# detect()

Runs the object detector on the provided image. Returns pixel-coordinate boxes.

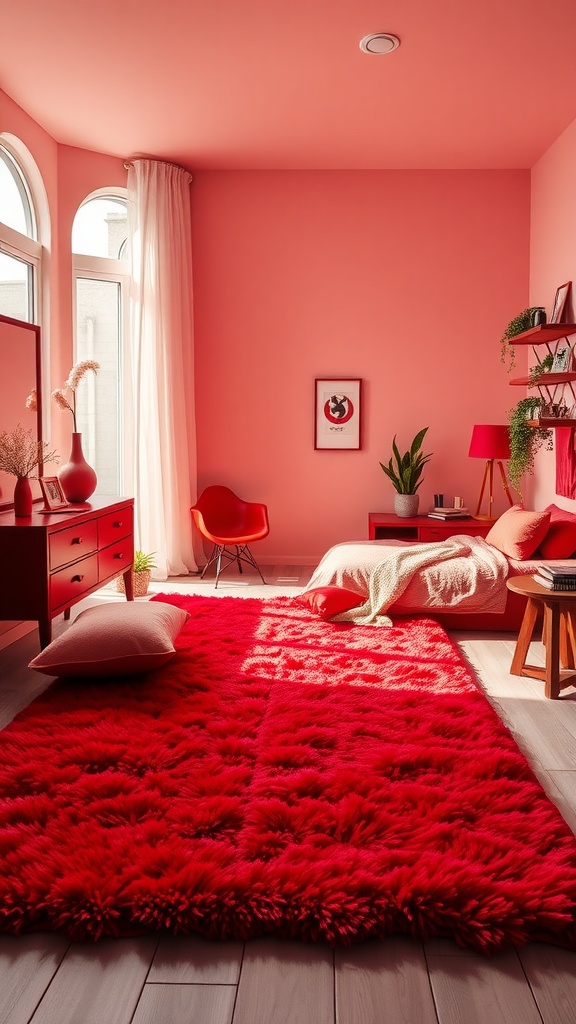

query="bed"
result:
[302,504,576,631]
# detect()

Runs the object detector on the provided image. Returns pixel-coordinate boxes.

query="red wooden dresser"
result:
[0,497,134,648]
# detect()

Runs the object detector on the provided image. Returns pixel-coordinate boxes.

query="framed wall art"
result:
[314,378,362,450]
[550,281,571,324]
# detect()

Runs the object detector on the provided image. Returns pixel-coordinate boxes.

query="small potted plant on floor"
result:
[379,427,432,518]
[116,550,156,598]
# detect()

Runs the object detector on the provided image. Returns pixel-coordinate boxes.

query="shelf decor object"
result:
[468,424,514,521]
[550,281,571,325]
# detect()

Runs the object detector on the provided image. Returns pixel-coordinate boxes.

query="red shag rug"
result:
[1,594,576,953]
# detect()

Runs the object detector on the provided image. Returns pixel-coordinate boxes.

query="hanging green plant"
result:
[500,308,545,372]
[527,352,553,385]
[507,397,552,494]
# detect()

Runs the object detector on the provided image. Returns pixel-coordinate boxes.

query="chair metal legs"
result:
[200,543,267,587]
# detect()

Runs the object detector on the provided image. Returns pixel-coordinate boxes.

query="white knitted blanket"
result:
[332,537,508,626]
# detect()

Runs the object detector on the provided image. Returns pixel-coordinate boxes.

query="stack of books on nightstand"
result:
[427,507,471,521]
[533,565,576,590]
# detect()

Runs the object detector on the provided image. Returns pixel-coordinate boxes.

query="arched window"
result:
[72,191,129,495]
[0,140,41,323]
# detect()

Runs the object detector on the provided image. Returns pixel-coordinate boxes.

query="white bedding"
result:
[304,536,511,621]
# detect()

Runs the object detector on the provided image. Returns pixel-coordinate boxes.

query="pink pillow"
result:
[299,586,364,620]
[28,601,189,677]
[485,505,551,560]
[539,503,576,558]
[546,503,576,522]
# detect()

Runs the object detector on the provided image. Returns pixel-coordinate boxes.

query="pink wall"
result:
[530,118,576,512]
[192,170,530,562]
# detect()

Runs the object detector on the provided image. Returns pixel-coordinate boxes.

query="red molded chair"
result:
[191,485,269,588]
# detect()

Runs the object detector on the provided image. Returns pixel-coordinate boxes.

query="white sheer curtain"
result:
[125,159,197,578]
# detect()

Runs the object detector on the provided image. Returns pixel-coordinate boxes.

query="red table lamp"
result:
[468,424,514,520]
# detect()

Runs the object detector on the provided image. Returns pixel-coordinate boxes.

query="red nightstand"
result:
[368,513,492,543]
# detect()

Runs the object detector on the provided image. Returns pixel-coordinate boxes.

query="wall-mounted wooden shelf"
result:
[508,324,576,419]
[508,324,576,345]
[510,371,576,387]
[526,419,576,427]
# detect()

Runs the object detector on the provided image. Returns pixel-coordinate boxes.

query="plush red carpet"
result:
[1,594,576,953]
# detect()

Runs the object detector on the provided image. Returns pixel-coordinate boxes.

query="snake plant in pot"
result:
[379,427,432,518]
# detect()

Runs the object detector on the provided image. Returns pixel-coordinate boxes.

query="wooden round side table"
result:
[506,575,576,699]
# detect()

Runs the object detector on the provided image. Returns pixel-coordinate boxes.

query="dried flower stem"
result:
[52,360,100,432]
[0,424,59,479]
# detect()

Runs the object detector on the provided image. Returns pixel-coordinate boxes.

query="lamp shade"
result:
[468,424,511,461]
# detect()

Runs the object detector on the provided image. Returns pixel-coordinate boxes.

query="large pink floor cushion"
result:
[28,601,189,677]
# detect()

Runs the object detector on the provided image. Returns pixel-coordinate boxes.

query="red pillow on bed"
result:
[298,586,364,620]
[485,505,550,560]
[538,503,576,558]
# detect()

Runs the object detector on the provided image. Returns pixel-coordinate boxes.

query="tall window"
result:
[0,142,40,323]
[72,192,128,495]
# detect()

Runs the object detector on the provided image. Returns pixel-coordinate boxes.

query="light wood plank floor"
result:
[1,565,576,1024]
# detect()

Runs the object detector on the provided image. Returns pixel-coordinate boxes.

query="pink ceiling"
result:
[3,0,576,170]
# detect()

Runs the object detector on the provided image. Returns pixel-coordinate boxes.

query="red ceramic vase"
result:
[13,476,33,517]
[58,433,97,503]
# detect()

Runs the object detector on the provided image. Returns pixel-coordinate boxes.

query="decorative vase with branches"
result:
[52,360,100,502]
[0,424,59,516]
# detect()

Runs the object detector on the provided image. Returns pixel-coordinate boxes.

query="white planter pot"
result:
[394,493,419,518]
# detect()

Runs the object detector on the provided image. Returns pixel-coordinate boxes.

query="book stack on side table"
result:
[533,565,576,590]
[427,507,471,521]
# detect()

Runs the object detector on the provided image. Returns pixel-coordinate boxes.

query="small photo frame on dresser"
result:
[39,476,67,510]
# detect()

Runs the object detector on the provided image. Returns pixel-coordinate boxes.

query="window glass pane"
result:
[75,277,121,494]
[0,251,33,321]
[0,147,35,236]
[72,198,128,258]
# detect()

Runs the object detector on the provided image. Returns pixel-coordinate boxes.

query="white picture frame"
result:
[551,345,573,373]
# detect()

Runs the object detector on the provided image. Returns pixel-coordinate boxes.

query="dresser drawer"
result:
[419,526,452,542]
[99,537,133,580]
[49,521,99,570]
[98,506,133,548]
[50,553,99,610]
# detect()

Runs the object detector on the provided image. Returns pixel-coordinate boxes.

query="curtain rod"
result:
[123,158,193,180]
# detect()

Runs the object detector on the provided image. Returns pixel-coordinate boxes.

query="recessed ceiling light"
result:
[359,33,400,55]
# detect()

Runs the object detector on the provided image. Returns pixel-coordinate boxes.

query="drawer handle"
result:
[71,536,83,545]
[113,552,124,559]
[113,520,123,527]
[71,574,84,583]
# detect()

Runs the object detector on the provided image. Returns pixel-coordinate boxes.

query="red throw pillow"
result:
[485,505,551,560]
[298,586,364,620]
[539,503,576,558]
